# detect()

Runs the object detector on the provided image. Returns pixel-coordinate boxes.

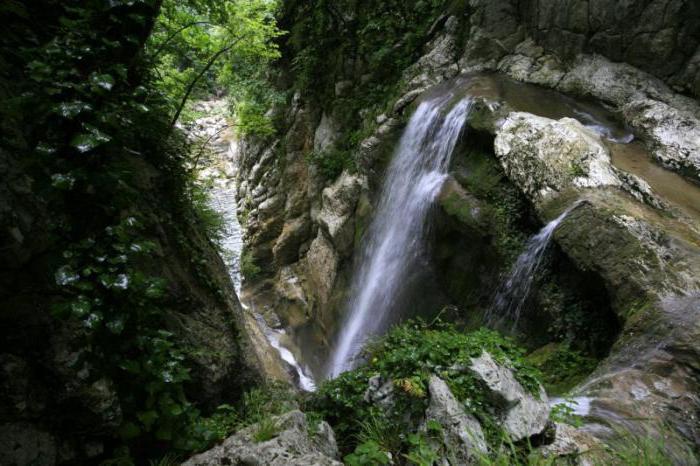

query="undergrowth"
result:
[306,320,543,462]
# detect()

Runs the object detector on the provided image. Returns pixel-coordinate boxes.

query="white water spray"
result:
[487,201,583,328]
[327,97,473,377]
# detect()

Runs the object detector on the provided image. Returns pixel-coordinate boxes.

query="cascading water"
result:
[327,96,473,378]
[487,201,583,328]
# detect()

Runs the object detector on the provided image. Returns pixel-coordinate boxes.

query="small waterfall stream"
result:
[487,201,583,328]
[196,101,316,391]
[327,96,474,377]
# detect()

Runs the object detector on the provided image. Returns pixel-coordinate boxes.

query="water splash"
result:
[487,201,583,328]
[327,97,474,378]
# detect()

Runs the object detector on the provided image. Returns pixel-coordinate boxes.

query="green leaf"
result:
[90,72,115,91]
[119,421,141,440]
[70,125,112,153]
[54,101,92,118]
[137,410,159,430]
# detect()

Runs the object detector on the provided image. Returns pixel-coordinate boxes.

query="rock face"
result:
[469,352,550,441]
[425,375,488,464]
[183,410,342,466]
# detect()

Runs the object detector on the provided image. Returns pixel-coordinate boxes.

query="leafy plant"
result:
[344,440,392,466]
[307,320,543,458]
[240,249,262,280]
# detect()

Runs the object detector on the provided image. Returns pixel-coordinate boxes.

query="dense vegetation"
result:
[0,0,280,463]
[277,0,470,179]
[307,320,544,464]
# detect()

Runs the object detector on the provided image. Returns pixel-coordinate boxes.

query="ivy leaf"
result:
[137,410,159,430]
[118,421,141,440]
[89,72,115,91]
[70,125,112,153]
[54,101,92,119]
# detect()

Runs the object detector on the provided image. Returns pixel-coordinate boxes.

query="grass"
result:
[253,416,281,443]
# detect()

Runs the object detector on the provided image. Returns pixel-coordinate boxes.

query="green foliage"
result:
[306,148,355,180]
[284,0,452,97]
[307,321,543,458]
[404,428,441,466]
[253,416,282,443]
[527,343,597,395]
[240,249,262,280]
[549,400,583,428]
[0,0,275,461]
[189,178,227,246]
[149,0,284,130]
[345,440,392,466]
[605,430,696,466]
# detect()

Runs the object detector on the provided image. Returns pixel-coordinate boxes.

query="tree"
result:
[148,0,284,133]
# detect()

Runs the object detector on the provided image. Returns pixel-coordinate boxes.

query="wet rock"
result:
[182,410,341,466]
[469,352,549,441]
[535,422,602,465]
[623,98,700,181]
[363,375,395,410]
[425,375,487,463]
[495,113,620,203]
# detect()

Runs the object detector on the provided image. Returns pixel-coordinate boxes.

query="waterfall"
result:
[487,201,583,328]
[327,96,474,378]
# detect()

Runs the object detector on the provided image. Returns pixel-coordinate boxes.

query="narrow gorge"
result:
[2,1,700,465]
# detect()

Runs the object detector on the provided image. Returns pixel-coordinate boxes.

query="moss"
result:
[526,343,597,396]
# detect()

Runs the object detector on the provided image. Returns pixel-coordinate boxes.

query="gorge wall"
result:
[236,0,700,455]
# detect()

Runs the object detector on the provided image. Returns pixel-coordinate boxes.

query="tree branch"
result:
[169,35,249,129]
[151,21,211,59]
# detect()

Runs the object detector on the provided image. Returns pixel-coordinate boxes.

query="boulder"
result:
[425,375,488,464]
[314,113,340,153]
[469,352,549,441]
[494,113,620,203]
[535,422,601,465]
[363,375,395,410]
[183,410,341,466]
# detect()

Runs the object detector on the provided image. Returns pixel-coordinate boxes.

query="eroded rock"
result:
[469,352,549,441]
[425,375,488,463]
[183,410,341,466]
